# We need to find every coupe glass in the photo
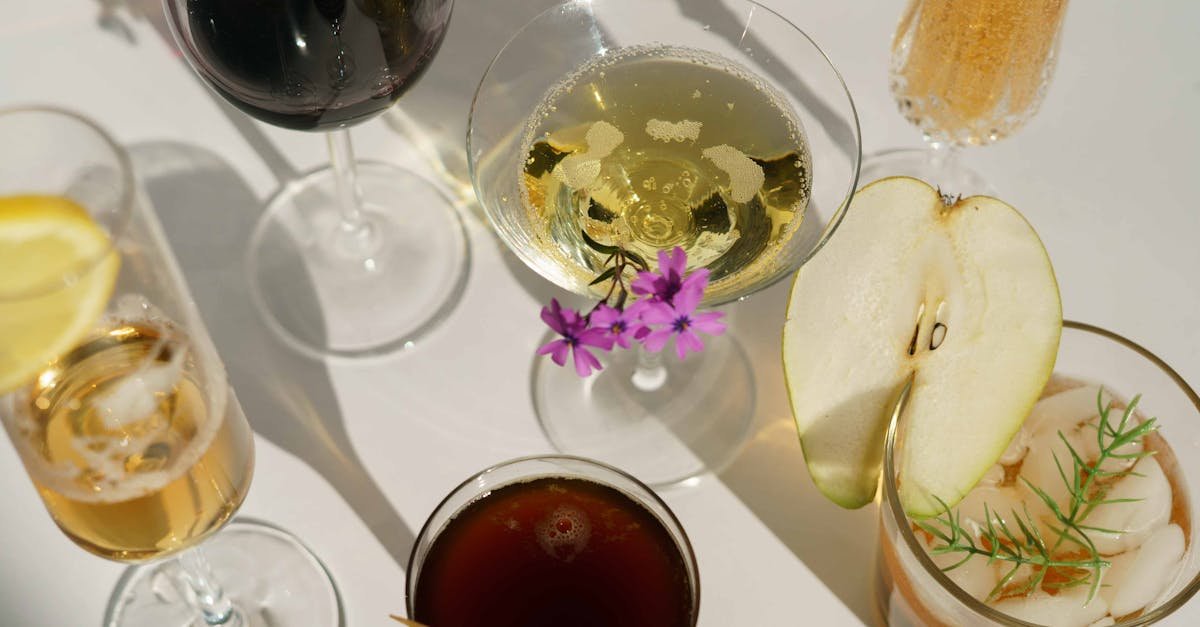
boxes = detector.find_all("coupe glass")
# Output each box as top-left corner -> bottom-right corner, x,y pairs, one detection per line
878,321 -> 1200,626
861,0 -> 1068,195
0,107 -> 339,627
469,0 -> 860,486
406,455 -> 700,625
163,0 -> 468,358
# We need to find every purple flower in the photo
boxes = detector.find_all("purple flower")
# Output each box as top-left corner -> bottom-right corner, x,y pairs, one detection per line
590,302 -> 649,349
638,283 -> 726,359
537,299 -> 612,376
631,246 -> 709,306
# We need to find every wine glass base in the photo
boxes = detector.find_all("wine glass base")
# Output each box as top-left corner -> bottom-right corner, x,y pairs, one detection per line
859,147 -> 997,197
533,331 -> 756,488
103,519 -> 342,627
248,162 -> 469,359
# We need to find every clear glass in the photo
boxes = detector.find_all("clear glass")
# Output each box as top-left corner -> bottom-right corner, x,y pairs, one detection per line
162,0 -> 468,359
405,454 -> 700,624
861,0 -> 1068,196
877,321 -> 1200,626
469,0 -> 860,486
0,107 -> 339,627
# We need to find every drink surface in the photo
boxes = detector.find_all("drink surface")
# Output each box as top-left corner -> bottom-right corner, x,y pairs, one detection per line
879,376 -> 1192,626
519,45 -> 812,303
890,0 -> 1067,146
185,0 -> 450,131
7,323 -> 253,562
412,476 -> 695,627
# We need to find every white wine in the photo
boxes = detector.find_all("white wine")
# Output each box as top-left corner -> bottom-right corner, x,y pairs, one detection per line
519,45 -> 811,302
7,321 -> 253,562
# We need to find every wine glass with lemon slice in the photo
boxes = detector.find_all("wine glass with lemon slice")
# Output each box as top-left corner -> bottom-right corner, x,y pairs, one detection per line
470,0 -> 860,486
0,107 -> 340,626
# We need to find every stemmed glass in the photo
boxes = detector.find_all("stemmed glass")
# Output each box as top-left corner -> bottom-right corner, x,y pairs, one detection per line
163,0 -> 468,358
0,107 -> 339,626
861,0 -> 1069,195
469,0 -> 860,486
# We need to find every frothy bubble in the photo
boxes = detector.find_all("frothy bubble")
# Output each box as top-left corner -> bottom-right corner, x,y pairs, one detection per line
645,119 -> 702,143
535,504 -> 591,562
552,121 -> 624,189
701,144 -> 764,203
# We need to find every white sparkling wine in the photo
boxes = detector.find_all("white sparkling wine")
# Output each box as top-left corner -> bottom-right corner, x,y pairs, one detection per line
519,45 -> 812,302
8,322 -> 253,562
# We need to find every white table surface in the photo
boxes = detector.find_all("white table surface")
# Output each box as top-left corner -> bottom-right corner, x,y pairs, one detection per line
2,1 -> 1197,625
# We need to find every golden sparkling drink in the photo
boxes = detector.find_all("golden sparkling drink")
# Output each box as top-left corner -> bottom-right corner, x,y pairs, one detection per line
8,323 -> 253,562
519,45 -> 811,302
890,0 -> 1068,146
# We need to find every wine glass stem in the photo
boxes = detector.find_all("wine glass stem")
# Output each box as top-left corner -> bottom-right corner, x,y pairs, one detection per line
927,140 -> 960,179
177,546 -> 242,626
326,128 -> 380,260
631,346 -> 668,392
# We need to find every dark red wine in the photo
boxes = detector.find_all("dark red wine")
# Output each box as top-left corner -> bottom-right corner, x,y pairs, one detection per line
181,0 -> 451,131
412,476 -> 696,627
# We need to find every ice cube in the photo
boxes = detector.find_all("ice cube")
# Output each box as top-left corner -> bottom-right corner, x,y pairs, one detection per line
1099,524 -> 1184,618
1082,457 -> 1172,555
976,464 -> 1006,487
90,345 -> 186,430
997,426 -> 1030,466
990,585 -> 1109,627
1026,385 -> 1112,436
953,485 -> 1025,537
929,544 -> 998,601
1019,424 -> 1090,530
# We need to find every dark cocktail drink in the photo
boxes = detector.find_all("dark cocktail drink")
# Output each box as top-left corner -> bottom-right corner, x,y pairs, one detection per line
407,457 -> 698,627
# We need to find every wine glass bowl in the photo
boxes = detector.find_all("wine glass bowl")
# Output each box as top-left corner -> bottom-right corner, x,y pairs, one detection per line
468,0 -> 860,486
0,107 -> 339,627
470,0 -> 860,306
861,0 -> 1069,195
163,0 -> 468,358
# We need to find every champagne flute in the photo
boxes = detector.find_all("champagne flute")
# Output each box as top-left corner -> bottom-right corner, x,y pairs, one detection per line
861,0 -> 1069,195
469,0 -> 860,486
0,107 -> 339,626
163,0 -> 468,358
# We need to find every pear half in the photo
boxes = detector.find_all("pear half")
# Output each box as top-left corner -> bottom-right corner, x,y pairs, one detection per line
784,177 -> 1061,516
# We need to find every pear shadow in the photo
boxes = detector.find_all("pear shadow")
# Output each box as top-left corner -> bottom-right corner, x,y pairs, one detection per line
128,141 -> 415,569
714,280 -> 879,625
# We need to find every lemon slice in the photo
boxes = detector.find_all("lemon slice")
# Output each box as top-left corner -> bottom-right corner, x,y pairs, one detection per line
0,195 -> 120,394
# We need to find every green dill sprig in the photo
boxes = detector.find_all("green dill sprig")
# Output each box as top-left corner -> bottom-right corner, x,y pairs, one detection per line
918,389 -> 1158,602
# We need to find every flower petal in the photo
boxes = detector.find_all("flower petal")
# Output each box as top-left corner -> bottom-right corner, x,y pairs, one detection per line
639,301 -> 677,325
631,271 -> 661,296
578,327 -> 615,351
691,310 -> 727,336
673,278 -> 704,314
540,299 -> 567,335
590,304 -> 619,326
662,246 -> 687,277
537,339 -> 570,366
676,329 -> 704,359
574,346 -> 603,377
641,327 -> 674,353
